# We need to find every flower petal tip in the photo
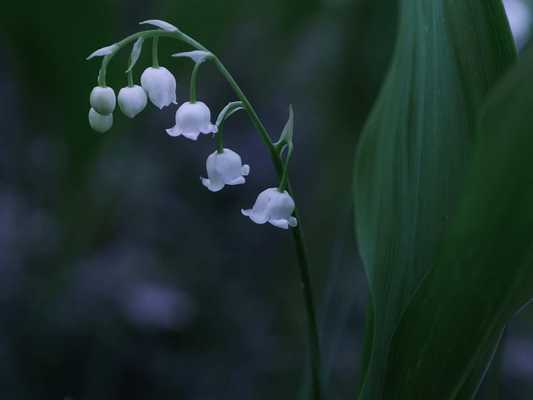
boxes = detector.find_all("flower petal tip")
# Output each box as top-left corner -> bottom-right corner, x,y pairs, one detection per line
228,177 -> 246,186
289,217 -> 298,228
270,219 -> 290,230
201,178 -> 223,192
166,128 -> 180,137
182,132 -> 200,141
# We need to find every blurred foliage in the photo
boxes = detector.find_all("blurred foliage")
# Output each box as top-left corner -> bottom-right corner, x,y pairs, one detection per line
387,38 -> 533,399
354,0 -> 533,399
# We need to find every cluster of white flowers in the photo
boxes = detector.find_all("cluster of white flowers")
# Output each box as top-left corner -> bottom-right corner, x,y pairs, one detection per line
88,66 -> 176,131
87,27 -> 297,230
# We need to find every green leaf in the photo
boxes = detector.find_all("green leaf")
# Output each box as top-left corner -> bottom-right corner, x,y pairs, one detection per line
125,36 -> 144,73
384,43 -> 533,399
452,330 -> 503,399
86,43 -> 117,60
276,104 -> 294,148
215,101 -> 245,127
172,50 -> 213,64
139,19 -> 179,32
353,0 -> 515,398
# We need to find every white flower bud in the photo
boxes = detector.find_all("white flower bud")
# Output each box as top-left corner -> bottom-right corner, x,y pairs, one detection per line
241,188 -> 298,229
118,85 -> 148,118
88,108 -> 113,133
89,86 -> 116,115
166,101 -> 217,140
140,67 -> 177,109
201,148 -> 250,192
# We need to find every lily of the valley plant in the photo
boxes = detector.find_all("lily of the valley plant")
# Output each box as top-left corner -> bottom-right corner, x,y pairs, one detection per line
86,19 -> 322,400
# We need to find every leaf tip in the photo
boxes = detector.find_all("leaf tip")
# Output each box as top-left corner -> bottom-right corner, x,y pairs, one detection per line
139,19 -> 179,32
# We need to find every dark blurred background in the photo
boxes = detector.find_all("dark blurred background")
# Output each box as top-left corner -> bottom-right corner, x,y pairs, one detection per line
0,0 -> 532,399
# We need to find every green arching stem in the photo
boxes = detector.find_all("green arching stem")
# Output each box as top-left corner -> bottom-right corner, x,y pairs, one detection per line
188,44 -> 323,400
216,125 -> 225,154
127,55 -> 134,87
289,204 -> 321,400
190,62 -> 202,103
278,145 -> 292,192
277,167 -> 289,192
152,36 -> 160,67
95,28 -> 322,400
127,70 -> 134,87
189,51 -> 323,400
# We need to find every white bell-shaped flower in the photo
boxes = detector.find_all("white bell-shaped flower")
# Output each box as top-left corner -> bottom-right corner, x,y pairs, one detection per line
201,148 -> 250,192
241,188 -> 298,229
118,85 -> 148,118
90,86 -> 116,115
166,101 -> 217,140
88,108 -> 113,133
140,66 -> 177,109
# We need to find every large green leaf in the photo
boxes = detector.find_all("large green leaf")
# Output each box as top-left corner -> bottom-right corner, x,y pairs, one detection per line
385,43 -> 533,398
353,0 -> 515,398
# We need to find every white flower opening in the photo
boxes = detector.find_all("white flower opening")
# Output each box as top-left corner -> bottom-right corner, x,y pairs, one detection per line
166,101 -> 217,140
241,188 -> 298,230
90,86 -> 116,115
118,85 -> 148,118
201,148 -> 250,192
140,66 -> 177,109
